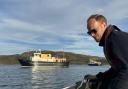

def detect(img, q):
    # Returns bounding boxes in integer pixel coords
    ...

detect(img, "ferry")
[88,58,102,66]
[18,51,69,66]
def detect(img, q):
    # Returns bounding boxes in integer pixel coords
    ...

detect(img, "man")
[86,14,128,89]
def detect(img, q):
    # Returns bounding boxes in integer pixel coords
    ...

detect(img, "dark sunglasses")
[87,29,97,35]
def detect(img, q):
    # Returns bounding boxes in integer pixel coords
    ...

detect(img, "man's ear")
[101,22,107,28]
[103,22,107,27]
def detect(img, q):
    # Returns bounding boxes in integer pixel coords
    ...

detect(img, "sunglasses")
[87,29,97,35]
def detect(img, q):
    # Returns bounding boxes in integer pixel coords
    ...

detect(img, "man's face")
[87,19,106,42]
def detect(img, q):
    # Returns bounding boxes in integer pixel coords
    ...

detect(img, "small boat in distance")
[18,51,69,67]
[88,58,102,66]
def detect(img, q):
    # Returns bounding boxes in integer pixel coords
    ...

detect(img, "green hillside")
[0,50,108,65]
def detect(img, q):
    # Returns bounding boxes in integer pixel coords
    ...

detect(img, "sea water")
[0,64,109,89]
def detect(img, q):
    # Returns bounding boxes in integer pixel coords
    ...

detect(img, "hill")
[0,50,108,64]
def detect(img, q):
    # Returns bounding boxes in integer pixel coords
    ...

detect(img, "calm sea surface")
[0,64,110,89]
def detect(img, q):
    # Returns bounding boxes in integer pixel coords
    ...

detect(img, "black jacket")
[96,25,128,80]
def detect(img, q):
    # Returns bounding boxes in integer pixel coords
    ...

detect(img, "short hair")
[87,14,107,29]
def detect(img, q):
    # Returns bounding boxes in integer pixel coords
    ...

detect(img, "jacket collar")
[99,25,112,46]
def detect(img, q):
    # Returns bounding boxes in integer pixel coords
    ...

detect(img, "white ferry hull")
[18,59,69,67]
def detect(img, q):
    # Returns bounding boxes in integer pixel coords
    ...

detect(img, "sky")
[0,0,128,57]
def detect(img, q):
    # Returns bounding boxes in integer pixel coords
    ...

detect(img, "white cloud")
[2,18,54,33]
[0,0,128,57]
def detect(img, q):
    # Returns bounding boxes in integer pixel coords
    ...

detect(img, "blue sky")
[0,0,128,56]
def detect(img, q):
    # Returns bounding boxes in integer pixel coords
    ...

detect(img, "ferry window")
[47,54,50,57]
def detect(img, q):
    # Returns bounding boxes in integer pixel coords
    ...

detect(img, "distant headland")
[0,50,108,65]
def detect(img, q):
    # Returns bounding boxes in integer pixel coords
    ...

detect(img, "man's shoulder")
[110,29,128,42]
[112,29,128,38]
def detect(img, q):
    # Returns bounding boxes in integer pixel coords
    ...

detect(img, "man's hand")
[84,74,97,80]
